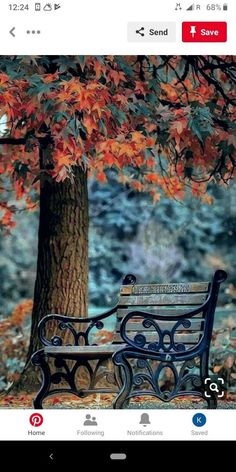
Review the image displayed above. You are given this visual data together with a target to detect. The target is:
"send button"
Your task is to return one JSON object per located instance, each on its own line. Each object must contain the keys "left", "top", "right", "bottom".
{"left": 127, "top": 22, "right": 176, "bottom": 42}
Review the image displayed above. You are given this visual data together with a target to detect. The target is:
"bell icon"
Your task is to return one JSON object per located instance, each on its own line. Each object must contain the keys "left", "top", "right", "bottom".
{"left": 139, "top": 413, "right": 151, "bottom": 427}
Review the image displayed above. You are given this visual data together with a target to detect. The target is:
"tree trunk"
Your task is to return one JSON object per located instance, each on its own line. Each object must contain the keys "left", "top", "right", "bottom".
{"left": 17, "top": 143, "right": 89, "bottom": 391}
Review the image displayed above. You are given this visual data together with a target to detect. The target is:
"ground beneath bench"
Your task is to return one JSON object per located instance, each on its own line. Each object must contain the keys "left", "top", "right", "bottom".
{"left": 0, "top": 393, "right": 235, "bottom": 409}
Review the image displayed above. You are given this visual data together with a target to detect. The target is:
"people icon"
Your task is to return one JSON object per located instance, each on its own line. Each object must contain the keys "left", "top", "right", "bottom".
{"left": 83, "top": 414, "right": 98, "bottom": 426}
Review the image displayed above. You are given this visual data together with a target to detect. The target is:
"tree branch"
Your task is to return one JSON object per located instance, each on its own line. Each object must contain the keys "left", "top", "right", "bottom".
{"left": 0, "top": 138, "right": 26, "bottom": 145}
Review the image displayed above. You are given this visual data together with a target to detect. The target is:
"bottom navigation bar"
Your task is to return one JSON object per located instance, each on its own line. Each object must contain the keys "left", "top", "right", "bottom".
{"left": 0, "top": 410, "right": 235, "bottom": 441}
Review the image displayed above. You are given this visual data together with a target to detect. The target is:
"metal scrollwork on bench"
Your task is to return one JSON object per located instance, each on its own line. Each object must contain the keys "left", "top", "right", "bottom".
{"left": 133, "top": 318, "right": 194, "bottom": 353}
{"left": 38, "top": 307, "right": 117, "bottom": 347}
{"left": 119, "top": 308, "right": 208, "bottom": 361}
{"left": 113, "top": 353, "right": 203, "bottom": 405}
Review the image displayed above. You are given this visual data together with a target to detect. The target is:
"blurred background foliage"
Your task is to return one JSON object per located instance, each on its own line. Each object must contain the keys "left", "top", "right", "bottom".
{"left": 89, "top": 175, "right": 236, "bottom": 308}
{"left": 1, "top": 174, "right": 236, "bottom": 316}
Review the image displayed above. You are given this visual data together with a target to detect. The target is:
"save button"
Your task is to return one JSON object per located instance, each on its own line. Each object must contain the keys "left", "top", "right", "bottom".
{"left": 182, "top": 22, "right": 227, "bottom": 42}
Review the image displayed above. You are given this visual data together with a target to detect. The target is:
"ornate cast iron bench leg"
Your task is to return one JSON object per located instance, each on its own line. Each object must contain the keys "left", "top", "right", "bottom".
{"left": 113, "top": 352, "right": 133, "bottom": 409}
{"left": 200, "top": 351, "right": 217, "bottom": 409}
{"left": 206, "top": 393, "right": 217, "bottom": 409}
{"left": 31, "top": 350, "right": 51, "bottom": 409}
{"left": 32, "top": 350, "right": 85, "bottom": 408}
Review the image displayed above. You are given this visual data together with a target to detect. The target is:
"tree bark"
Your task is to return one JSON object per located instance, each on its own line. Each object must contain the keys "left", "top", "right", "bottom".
{"left": 17, "top": 143, "right": 89, "bottom": 391}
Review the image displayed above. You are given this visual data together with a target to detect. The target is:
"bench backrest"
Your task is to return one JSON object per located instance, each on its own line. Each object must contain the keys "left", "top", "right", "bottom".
{"left": 37, "top": 270, "right": 227, "bottom": 352}
{"left": 113, "top": 270, "right": 227, "bottom": 355}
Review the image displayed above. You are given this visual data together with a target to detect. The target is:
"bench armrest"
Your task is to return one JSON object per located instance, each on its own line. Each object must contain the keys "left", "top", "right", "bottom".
{"left": 37, "top": 307, "right": 117, "bottom": 347}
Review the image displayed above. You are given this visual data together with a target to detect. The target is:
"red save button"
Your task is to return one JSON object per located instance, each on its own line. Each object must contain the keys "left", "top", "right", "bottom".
{"left": 182, "top": 22, "right": 227, "bottom": 42}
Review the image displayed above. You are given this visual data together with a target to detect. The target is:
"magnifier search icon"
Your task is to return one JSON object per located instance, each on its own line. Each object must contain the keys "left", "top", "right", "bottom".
{"left": 209, "top": 382, "right": 219, "bottom": 393}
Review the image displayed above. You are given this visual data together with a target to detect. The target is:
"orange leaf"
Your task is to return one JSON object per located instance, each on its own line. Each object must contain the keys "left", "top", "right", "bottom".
{"left": 109, "top": 70, "right": 126, "bottom": 86}
{"left": 161, "top": 83, "right": 179, "bottom": 101}
{"left": 103, "top": 152, "right": 117, "bottom": 167}
{"left": 146, "top": 157, "right": 155, "bottom": 167}
{"left": 131, "top": 180, "right": 143, "bottom": 191}
{"left": 97, "top": 171, "right": 107, "bottom": 183}
{"left": 145, "top": 173, "right": 160, "bottom": 184}
{"left": 56, "top": 154, "right": 72, "bottom": 167}
{"left": 83, "top": 115, "right": 97, "bottom": 135}
{"left": 0, "top": 73, "right": 9, "bottom": 86}
{"left": 1, "top": 210, "right": 16, "bottom": 228}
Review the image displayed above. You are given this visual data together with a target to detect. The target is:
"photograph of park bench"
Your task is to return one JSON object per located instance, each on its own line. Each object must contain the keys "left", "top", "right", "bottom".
{"left": 0, "top": 55, "right": 236, "bottom": 409}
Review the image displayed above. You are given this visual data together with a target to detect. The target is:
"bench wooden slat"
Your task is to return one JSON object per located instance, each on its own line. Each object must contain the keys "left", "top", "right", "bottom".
{"left": 113, "top": 332, "right": 201, "bottom": 344}
{"left": 116, "top": 320, "right": 203, "bottom": 332}
{"left": 120, "top": 282, "right": 209, "bottom": 295}
{"left": 117, "top": 308, "right": 204, "bottom": 318}
{"left": 118, "top": 293, "right": 207, "bottom": 306}
{"left": 45, "top": 344, "right": 123, "bottom": 356}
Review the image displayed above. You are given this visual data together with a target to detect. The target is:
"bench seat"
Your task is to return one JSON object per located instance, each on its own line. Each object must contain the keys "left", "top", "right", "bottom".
{"left": 45, "top": 344, "right": 123, "bottom": 357}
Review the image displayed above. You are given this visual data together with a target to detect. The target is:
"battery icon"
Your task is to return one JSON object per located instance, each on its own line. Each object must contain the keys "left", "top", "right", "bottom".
{"left": 223, "top": 3, "right": 228, "bottom": 10}
{"left": 35, "top": 3, "right": 41, "bottom": 10}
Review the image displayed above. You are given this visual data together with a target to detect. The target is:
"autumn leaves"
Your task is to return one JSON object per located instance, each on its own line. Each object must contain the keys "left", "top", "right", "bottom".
{"left": 0, "top": 55, "right": 236, "bottom": 229}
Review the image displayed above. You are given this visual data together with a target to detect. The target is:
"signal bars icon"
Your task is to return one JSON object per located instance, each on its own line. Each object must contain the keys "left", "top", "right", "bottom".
{"left": 186, "top": 4, "right": 201, "bottom": 10}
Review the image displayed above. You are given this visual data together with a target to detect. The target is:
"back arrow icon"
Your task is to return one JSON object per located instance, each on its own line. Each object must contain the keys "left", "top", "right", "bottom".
{"left": 49, "top": 453, "right": 54, "bottom": 460}
{"left": 10, "top": 27, "right": 16, "bottom": 37}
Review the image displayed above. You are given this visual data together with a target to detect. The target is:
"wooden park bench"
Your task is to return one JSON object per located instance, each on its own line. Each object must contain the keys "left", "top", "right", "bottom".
{"left": 32, "top": 270, "right": 227, "bottom": 409}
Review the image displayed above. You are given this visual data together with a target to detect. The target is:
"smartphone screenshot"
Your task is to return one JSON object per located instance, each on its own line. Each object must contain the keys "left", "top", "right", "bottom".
{"left": 0, "top": 0, "right": 235, "bottom": 465}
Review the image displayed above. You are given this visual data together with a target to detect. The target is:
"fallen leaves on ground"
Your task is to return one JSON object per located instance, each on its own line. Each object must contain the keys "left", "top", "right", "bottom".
{"left": 0, "top": 392, "right": 236, "bottom": 409}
